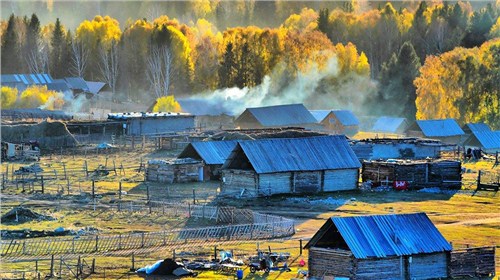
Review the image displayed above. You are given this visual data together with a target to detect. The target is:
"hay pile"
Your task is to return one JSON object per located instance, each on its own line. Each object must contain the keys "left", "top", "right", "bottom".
{"left": 210, "top": 129, "right": 327, "bottom": 141}
{"left": 1, "top": 207, "right": 55, "bottom": 224}
{"left": 1, "top": 120, "right": 78, "bottom": 148}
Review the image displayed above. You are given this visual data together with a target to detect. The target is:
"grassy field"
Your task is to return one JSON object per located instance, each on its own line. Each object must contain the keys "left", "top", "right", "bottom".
{"left": 1, "top": 146, "right": 499, "bottom": 279}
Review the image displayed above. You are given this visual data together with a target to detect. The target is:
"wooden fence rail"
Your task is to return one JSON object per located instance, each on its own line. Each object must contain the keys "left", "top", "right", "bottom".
{"left": 0, "top": 205, "right": 295, "bottom": 258}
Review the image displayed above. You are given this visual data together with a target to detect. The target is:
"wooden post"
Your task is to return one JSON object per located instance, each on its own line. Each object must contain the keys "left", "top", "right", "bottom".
{"left": 141, "top": 232, "right": 145, "bottom": 247}
{"left": 35, "top": 259, "right": 38, "bottom": 273}
{"left": 131, "top": 253, "right": 135, "bottom": 271}
{"left": 119, "top": 181, "right": 122, "bottom": 200}
{"left": 173, "top": 249, "right": 176, "bottom": 260}
{"left": 299, "top": 239, "right": 303, "bottom": 255}
{"left": 188, "top": 203, "right": 191, "bottom": 218}
{"left": 132, "top": 136, "right": 135, "bottom": 149}
{"left": 214, "top": 246, "right": 217, "bottom": 261}
{"left": 146, "top": 184, "right": 150, "bottom": 201}
{"left": 95, "top": 235, "right": 99, "bottom": 252}
{"left": 40, "top": 175, "right": 44, "bottom": 194}
{"left": 113, "top": 160, "right": 117, "bottom": 175}
{"left": 105, "top": 157, "right": 108, "bottom": 168}
{"left": 91, "top": 258, "right": 95, "bottom": 273}
{"left": 142, "top": 135, "right": 145, "bottom": 149}
{"left": 84, "top": 160, "right": 88, "bottom": 178}
{"left": 62, "top": 162, "right": 67, "bottom": 180}
{"left": 49, "top": 255, "right": 54, "bottom": 277}
{"left": 192, "top": 188, "right": 196, "bottom": 204}
{"left": 92, "top": 180, "right": 95, "bottom": 199}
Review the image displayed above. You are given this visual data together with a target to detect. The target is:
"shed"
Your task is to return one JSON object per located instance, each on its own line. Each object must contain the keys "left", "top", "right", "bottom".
{"left": 146, "top": 158, "right": 204, "bottom": 183}
{"left": 220, "top": 135, "right": 361, "bottom": 197}
{"left": 234, "top": 104, "right": 318, "bottom": 129}
{"left": 371, "top": 116, "right": 409, "bottom": 135}
{"left": 177, "top": 140, "right": 238, "bottom": 180}
{"left": 304, "top": 213, "right": 452, "bottom": 280}
{"left": 361, "top": 159, "right": 462, "bottom": 189}
{"left": 462, "top": 131, "right": 500, "bottom": 154}
{"left": 350, "top": 138, "right": 442, "bottom": 161}
{"left": 107, "top": 112, "right": 195, "bottom": 136}
{"left": 406, "top": 119, "right": 464, "bottom": 144}
{"left": 310, "top": 110, "right": 359, "bottom": 136}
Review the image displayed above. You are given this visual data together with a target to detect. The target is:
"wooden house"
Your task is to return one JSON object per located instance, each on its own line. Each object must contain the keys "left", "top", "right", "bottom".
{"left": 234, "top": 104, "right": 318, "bottom": 129}
{"left": 371, "top": 116, "right": 409, "bottom": 135}
{"left": 406, "top": 119, "right": 464, "bottom": 144}
{"left": 177, "top": 140, "right": 238, "bottom": 180}
{"left": 107, "top": 112, "right": 195, "bottom": 136}
{"left": 310, "top": 110, "right": 360, "bottom": 136}
{"left": 146, "top": 158, "right": 204, "bottom": 183}
{"left": 304, "top": 213, "right": 452, "bottom": 280}
{"left": 220, "top": 135, "right": 361, "bottom": 197}
{"left": 361, "top": 159, "right": 462, "bottom": 189}
{"left": 462, "top": 131, "right": 500, "bottom": 154}
{"left": 350, "top": 138, "right": 442, "bottom": 161}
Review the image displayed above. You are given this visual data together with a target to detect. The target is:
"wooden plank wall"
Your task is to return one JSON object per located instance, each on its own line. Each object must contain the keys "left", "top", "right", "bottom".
{"left": 324, "top": 169, "right": 358, "bottom": 191}
{"left": 308, "top": 247, "right": 353, "bottom": 278}
{"left": 258, "top": 173, "right": 291, "bottom": 196}
{"left": 409, "top": 252, "right": 448, "bottom": 279}
{"left": 354, "top": 257, "right": 402, "bottom": 280}
{"left": 221, "top": 169, "right": 257, "bottom": 197}
{"left": 450, "top": 247, "right": 495, "bottom": 277}
{"left": 293, "top": 171, "right": 321, "bottom": 193}
{"left": 146, "top": 163, "right": 202, "bottom": 183}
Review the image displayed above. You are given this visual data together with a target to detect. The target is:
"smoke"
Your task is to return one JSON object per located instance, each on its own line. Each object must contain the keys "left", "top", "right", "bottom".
{"left": 180, "top": 55, "right": 377, "bottom": 116}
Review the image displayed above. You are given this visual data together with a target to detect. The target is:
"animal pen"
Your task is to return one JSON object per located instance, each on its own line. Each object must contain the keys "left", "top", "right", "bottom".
{"left": 361, "top": 159, "right": 462, "bottom": 189}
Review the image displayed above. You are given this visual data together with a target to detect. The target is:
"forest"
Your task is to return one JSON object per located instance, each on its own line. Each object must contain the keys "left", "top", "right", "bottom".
{"left": 1, "top": 1, "right": 499, "bottom": 128}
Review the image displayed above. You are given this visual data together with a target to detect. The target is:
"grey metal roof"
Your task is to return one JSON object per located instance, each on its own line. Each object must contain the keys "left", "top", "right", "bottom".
{"left": 305, "top": 213, "right": 452, "bottom": 259}
{"left": 238, "top": 104, "right": 317, "bottom": 127}
{"left": 464, "top": 123, "right": 491, "bottom": 133}
{"left": 415, "top": 119, "right": 464, "bottom": 137}
{"left": 47, "top": 80, "right": 71, "bottom": 92}
{"left": 309, "top": 110, "right": 330, "bottom": 122}
{"left": 465, "top": 131, "right": 500, "bottom": 150}
{"left": 332, "top": 110, "right": 359, "bottom": 126}
{"left": 230, "top": 135, "right": 361, "bottom": 173}
{"left": 64, "top": 77, "right": 90, "bottom": 91}
{"left": 372, "top": 117, "right": 408, "bottom": 133}
{"left": 178, "top": 140, "right": 238, "bottom": 165}
{"left": 86, "top": 81, "right": 107, "bottom": 95}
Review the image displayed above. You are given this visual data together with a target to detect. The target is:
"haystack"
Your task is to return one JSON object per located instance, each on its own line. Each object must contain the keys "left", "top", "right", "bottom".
{"left": 1, "top": 120, "right": 78, "bottom": 148}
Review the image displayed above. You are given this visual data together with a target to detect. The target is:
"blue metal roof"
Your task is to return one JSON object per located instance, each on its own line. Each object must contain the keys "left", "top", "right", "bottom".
{"left": 306, "top": 213, "right": 452, "bottom": 259}
{"left": 1, "top": 74, "right": 53, "bottom": 85}
{"left": 309, "top": 110, "right": 330, "bottom": 122}
{"left": 232, "top": 135, "right": 361, "bottom": 174}
{"left": 416, "top": 119, "right": 464, "bottom": 137}
{"left": 332, "top": 110, "right": 359, "bottom": 126}
{"left": 86, "top": 81, "right": 107, "bottom": 95}
{"left": 64, "top": 77, "right": 90, "bottom": 91}
{"left": 464, "top": 123, "right": 491, "bottom": 133}
{"left": 179, "top": 140, "right": 238, "bottom": 165}
{"left": 239, "top": 104, "right": 317, "bottom": 127}
{"left": 466, "top": 131, "right": 500, "bottom": 150}
{"left": 47, "top": 80, "right": 71, "bottom": 92}
{"left": 372, "top": 117, "right": 408, "bottom": 133}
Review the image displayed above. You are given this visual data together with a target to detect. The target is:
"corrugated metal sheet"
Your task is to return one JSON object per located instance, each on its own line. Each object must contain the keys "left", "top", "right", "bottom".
{"left": 332, "top": 110, "right": 359, "bottom": 126}
{"left": 416, "top": 119, "right": 464, "bottom": 137}
{"left": 332, "top": 213, "right": 452, "bottom": 259}
{"left": 309, "top": 110, "right": 330, "bottom": 122}
{"left": 180, "top": 140, "right": 238, "bottom": 165}
{"left": 64, "top": 77, "right": 90, "bottom": 91}
{"left": 1, "top": 73, "right": 54, "bottom": 85}
{"left": 239, "top": 104, "right": 317, "bottom": 127}
{"left": 86, "top": 81, "right": 107, "bottom": 95}
{"left": 372, "top": 117, "right": 408, "bottom": 133}
{"left": 467, "top": 131, "right": 500, "bottom": 149}
{"left": 236, "top": 135, "right": 361, "bottom": 173}
{"left": 47, "top": 80, "right": 71, "bottom": 92}
{"left": 464, "top": 123, "right": 491, "bottom": 133}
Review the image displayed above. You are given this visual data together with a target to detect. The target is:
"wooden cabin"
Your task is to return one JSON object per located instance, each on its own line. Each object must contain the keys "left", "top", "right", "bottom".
{"left": 406, "top": 119, "right": 464, "bottom": 144}
{"left": 177, "top": 140, "right": 238, "bottom": 180}
{"left": 361, "top": 159, "right": 462, "bottom": 189}
{"left": 220, "top": 135, "right": 361, "bottom": 197}
{"left": 146, "top": 158, "right": 204, "bottom": 183}
{"left": 462, "top": 131, "right": 500, "bottom": 154}
{"left": 310, "top": 110, "right": 359, "bottom": 136}
{"left": 304, "top": 213, "right": 452, "bottom": 280}
{"left": 234, "top": 104, "right": 318, "bottom": 130}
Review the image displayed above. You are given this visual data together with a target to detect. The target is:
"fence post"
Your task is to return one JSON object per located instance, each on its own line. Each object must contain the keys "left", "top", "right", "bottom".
{"left": 188, "top": 203, "right": 191, "bottom": 218}
{"left": 299, "top": 239, "right": 303, "bottom": 255}
{"left": 40, "top": 175, "right": 44, "bottom": 194}
{"left": 141, "top": 233, "right": 145, "bottom": 248}
{"left": 49, "top": 254, "right": 54, "bottom": 277}
{"left": 35, "top": 259, "right": 38, "bottom": 273}
{"left": 91, "top": 258, "right": 95, "bottom": 273}
{"left": 92, "top": 180, "right": 95, "bottom": 199}
{"left": 77, "top": 256, "right": 81, "bottom": 277}
{"left": 62, "top": 162, "right": 67, "bottom": 180}
{"left": 130, "top": 253, "right": 135, "bottom": 271}
{"left": 193, "top": 188, "right": 196, "bottom": 204}
{"left": 146, "top": 184, "right": 150, "bottom": 201}
{"left": 214, "top": 246, "right": 217, "bottom": 261}
{"left": 119, "top": 181, "right": 122, "bottom": 200}
{"left": 173, "top": 249, "right": 176, "bottom": 260}
{"left": 95, "top": 235, "right": 99, "bottom": 252}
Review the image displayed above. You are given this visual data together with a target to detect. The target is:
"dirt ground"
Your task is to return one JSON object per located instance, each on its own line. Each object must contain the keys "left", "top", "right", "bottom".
{"left": 1, "top": 146, "right": 499, "bottom": 279}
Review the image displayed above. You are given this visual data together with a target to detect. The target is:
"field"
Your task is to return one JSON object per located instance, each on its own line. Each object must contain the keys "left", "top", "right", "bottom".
{"left": 1, "top": 145, "right": 499, "bottom": 279}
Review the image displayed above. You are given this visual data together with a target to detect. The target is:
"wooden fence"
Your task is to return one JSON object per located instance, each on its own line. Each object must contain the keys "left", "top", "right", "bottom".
{"left": 0, "top": 205, "right": 295, "bottom": 258}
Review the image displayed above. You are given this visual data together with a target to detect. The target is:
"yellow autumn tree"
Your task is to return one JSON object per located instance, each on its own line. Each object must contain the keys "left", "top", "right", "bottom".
{"left": 76, "top": 15, "right": 121, "bottom": 50}
{"left": 1, "top": 86, "right": 18, "bottom": 109}
{"left": 18, "top": 86, "right": 64, "bottom": 110}
{"left": 152, "top": 96, "right": 182, "bottom": 112}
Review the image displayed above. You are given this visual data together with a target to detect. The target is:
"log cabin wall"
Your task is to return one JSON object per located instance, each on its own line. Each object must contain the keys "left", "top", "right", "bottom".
{"left": 308, "top": 247, "right": 353, "bottom": 278}
{"left": 258, "top": 172, "right": 291, "bottom": 196}
{"left": 354, "top": 257, "right": 402, "bottom": 280}
{"left": 408, "top": 252, "right": 448, "bottom": 279}
{"left": 323, "top": 169, "right": 359, "bottom": 191}
{"left": 221, "top": 169, "right": 258, "bottom": 197}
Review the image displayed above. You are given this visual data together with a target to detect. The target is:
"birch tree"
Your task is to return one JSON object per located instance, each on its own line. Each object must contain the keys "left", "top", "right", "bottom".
{"left": 98, "top": 40, "right": 119, "bottom": 93}
{"left": 70, "top": 38, "right": 88, "bottom": 77}
{"left": 146, "top": 44, "right": 174, "bottom": 98}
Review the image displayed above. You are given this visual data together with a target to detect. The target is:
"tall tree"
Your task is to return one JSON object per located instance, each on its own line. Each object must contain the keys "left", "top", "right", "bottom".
{"left": 378, "top": 41, "right": 421, "bottom": 120}
{"left": 98, "top": 40, "right": 120, "bottom": 94}
{"left": 218, "top": 42, "right": 237, "bottom": 88}
{"left": 50, "top": 18, "right": 65, "bottom": 78}
{"left": 1, "top": 14, "right": 20, "bottom": 74}
{"left": 317, "top": 8, "right": 330, "bottom": 35}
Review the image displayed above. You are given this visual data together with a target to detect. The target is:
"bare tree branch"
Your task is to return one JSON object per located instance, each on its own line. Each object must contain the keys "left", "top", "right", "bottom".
{"left": 98, "top": 40, "right": 119, "bottom": 93}
{"left": 146, "top": 44, "right": 174, "bottom": 98}
{"left": 70, "top": 38, "right": 88, "bottom": 77}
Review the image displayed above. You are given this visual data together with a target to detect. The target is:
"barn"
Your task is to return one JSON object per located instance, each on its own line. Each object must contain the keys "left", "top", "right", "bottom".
{"left": 234, "top": 104, "right": 318, "bottom": 129}
{"left": 177, "top": 140, "right": 238, "bottom": 180}
{"left": 310, "top": 110, "right": 359, "bottom": 136}
{"left": 304, "top": 213, "right": 452, "bottom": 280}
{"left": 220, "top": 135, "right": 361, "bottom": 197}
{"left": 406, "top": 119, "right": 464, "bottom": 144}
{"left": 107, "top": 112, "right": 195, "bottom": 136}
{"left": 462, "top": 131, "right": 500, "bottom": 154}
{"left": 371, "top": 116, "right": 409, "bottom": 135}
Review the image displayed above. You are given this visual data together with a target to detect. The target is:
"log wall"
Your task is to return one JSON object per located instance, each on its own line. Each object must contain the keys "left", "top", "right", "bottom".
{"left": 324, "top": 169, "right": 359, "bottom": 191}
{"left": 293, "top": 171, "right": 321, "bottom": 193}
{"left": 258, "top": 172, "right": 291, "bottom": 196}
{"left": 308, "top": 247, "right": 353, "bottom": 278}
{"left": 221, "top": 169, "right": 257, "bottom": 197}
{"left": 147, "top": 162, "right": 203, "bottom": 183}
{"left": 354, "top": 257, "right": 402, "bottom": 280}
{"left": 409, "top": 252, "right": 448, "bottom": 279}
{"left": 450, "top": 247, "right": 495, "bottom": 277}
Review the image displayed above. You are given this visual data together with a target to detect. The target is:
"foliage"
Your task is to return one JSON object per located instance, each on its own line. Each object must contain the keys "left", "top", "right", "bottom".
{"left": 152, "top": 95, "right": 182, "bottom": 112}
{"left": 1, "top": 87, "right": 18, "bottom": 109}
{"left": 17, "top": 85, "right": 65, "bottom": 110}
{"left": 415, "top": 39, "right": 500, "bottom": 129}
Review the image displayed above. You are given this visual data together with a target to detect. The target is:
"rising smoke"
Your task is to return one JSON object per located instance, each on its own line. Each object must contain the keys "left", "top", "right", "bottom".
{"left": 180, "top": 55, "right": 377, "bottom": 116}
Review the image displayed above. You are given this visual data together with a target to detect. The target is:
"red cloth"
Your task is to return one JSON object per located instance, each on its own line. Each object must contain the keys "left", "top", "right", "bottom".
{"left": 393, "top": 181, "right": 409, "bottom": 190}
